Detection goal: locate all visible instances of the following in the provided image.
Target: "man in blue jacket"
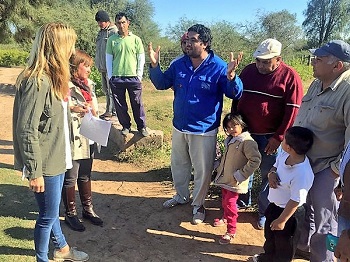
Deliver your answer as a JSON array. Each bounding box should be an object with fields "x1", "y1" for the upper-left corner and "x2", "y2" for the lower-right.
[{"x1": 148, "y1": 24, "x2": 243, "y2": 224}]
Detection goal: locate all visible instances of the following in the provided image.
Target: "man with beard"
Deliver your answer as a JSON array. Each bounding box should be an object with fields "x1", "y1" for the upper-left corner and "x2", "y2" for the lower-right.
[{"x1": 148, "y1": 24, "x2": 243, "y2": 224}]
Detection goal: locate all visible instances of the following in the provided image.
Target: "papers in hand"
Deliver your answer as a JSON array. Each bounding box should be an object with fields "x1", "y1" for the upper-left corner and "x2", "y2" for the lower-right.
[{"x1": 80, "y1": 110, "x2": 112, "y2": 147}]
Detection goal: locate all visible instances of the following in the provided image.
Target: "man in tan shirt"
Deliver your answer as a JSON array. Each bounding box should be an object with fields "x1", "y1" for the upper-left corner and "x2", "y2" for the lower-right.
[{"x1": 294, "y1": 40, "x2": 350, "y2": 262}]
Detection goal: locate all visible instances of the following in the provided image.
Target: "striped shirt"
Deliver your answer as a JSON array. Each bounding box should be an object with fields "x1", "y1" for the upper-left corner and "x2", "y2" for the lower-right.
[{"x1": 236, "y1": 62, "x2": 303, "y2": 142}]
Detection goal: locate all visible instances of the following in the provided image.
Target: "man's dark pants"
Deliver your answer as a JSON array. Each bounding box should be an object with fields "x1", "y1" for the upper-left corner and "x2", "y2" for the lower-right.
[{"x1": 110, "y1": 76, "x2": 146, "y2": 130}]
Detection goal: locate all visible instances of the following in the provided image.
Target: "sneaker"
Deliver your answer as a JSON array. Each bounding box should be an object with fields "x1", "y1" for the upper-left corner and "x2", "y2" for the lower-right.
[
  {"x1": 53, "y1": 247, "x2": 89, "y2": 262},
  {"x1": 121, "y1": 127, "x2": 130, "y2": 136},
  {"x1": 213, "y1": 218, "x2": 227, "y2": 227},
  {"x1": 193, "y1": 206, "x2": 205, "y2": 225},
  {"x1": 138, "y1": 127, "x2": 149, "y2": 137},
  {"x1": 257, "y1": 215, "x2": 266, "y2": 230},
  {"x1": 219, "y1": 232, "x2": 235, "y2": 245},
  {"x1": 252, "y1": 254, "x2": 260, "y2": 262},
  {"x1": 163, "y1": 198, "x2": 180, "y2": 208}
]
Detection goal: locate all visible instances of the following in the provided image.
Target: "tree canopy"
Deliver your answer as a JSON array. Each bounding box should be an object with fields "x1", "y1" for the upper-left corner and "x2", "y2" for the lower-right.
[
  {"x1": 3, "y1": 0, "x2": 350, "y2": 66},
  {"x1": 303, "y1": 0, "x2": 350, "y2": 47}
]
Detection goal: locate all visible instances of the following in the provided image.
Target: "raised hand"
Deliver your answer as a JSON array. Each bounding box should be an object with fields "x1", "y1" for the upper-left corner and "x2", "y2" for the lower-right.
[
  {"x1": 148, "y1": 42, "x2": 161, "y2": 68},
  {"x1": 227, "y1": 51, "x2": 243, "y2": 80}
]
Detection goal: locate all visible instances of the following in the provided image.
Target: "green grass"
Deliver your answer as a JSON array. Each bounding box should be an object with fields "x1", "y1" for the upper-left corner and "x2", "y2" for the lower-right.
[{"x1": 0, "y1": 165, "x2": 37, "y2": 261}]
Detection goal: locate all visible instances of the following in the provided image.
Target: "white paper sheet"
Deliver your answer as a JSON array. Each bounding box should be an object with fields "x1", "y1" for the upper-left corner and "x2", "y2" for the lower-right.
[{"x1": 79, "y1": 110, "x2": 112, "y2": 147}]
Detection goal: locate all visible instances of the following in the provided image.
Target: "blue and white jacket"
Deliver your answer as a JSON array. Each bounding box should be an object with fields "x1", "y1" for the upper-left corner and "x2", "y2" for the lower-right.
[{"x1": 149, "y1": 51, "x2": 243, "y2": 134}]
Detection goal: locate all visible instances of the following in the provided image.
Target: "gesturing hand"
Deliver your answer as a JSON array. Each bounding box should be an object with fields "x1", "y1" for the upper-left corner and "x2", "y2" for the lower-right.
[
  {"x1": 148, "y1": 42, "x2": 161, "y2": 68},
  {"x1": 227, "y1": 52, "x2": 243, "y2": 80}
]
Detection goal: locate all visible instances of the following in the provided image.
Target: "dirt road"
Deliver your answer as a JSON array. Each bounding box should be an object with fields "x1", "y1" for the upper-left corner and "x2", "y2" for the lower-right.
[{"x1": 0, "y1": 67, "x2": 307, "y2": 261}]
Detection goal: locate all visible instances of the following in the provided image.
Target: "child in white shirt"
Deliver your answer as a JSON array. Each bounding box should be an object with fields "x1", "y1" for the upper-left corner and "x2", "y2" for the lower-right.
[{"x1": 253, "y1": 126, "x2": 314, "y2": 262}]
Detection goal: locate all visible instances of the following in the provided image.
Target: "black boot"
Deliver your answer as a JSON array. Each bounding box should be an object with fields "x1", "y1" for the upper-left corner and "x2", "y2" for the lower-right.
[
  {"x1": 62, "y1": 186, "x2": 86, "y2": 232},
  {"x1": 78, "y1": 180, "x2": 103, "y2": 226}
]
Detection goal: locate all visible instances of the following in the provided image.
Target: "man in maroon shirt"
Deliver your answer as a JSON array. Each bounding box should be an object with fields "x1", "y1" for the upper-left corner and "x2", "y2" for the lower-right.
[{"x1": 231, "y1": 38, "x2": 303, "y2": 229}]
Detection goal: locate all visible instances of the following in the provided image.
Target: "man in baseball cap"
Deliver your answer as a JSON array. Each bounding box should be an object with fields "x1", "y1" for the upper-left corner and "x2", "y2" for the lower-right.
[
  {"x1": 311, "y1": 40, "x2": 350, "y2": 62},
  {"x1": 253, "y1": 38, "x2": 282, "y2": 59},
  {"x1": 294, "y1": 39, "x2": 350, "y2": 261}
]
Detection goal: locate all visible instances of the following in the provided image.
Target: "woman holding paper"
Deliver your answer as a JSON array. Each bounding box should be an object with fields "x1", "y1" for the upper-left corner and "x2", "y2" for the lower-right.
[{"x1": 62, "y1": 49, "x2": 103, "y2": 232}]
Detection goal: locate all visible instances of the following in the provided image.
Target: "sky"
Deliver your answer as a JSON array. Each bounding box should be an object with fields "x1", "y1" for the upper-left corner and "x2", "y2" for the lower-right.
[{"x1": 151, "y1": 0, "x2": 309, "y2": 34}]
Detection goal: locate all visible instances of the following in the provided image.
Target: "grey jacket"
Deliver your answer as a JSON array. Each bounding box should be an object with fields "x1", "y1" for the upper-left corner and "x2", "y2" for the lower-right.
[
  {"x1": 95, "y1": 23, "x2": 118, "y2": 72},
  {"x1": 13, "y1": 75, "x2": 68, "y2": 179},
  {"x1": 213, "y1": 132, "x2": 261, "y2": 193}
]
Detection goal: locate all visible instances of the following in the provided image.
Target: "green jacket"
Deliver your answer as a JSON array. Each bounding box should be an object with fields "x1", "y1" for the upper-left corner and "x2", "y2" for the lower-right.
[{"x1": 13, "y1": 75, "x2": 68, "y2": 179}]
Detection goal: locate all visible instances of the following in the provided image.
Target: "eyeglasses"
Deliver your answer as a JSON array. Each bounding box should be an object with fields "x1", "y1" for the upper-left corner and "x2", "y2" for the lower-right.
[
  {"x1": 311, "y1": 56, "x2": 339, "y2": 64},
  {"x1": 187, "y1": 38, "x2": 202, "y2": 44}
]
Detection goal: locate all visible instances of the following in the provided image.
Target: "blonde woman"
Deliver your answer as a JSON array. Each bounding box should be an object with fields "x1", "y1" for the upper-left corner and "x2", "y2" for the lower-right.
[
  {"x1": 13, "y1": 23, "x2": 89, "y2": 262},
  {"x1": 62, "y1": 49, "x2": 103, "y2": 232}
]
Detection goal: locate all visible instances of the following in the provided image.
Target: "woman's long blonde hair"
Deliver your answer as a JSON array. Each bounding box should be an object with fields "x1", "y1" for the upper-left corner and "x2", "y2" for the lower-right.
[{"x1": 16, "y1": 22, "x2": 77, "y2": 99}]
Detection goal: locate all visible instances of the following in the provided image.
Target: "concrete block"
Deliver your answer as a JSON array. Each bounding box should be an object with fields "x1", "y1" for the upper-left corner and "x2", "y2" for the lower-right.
[{"x1": 98, "y1": 104, "x2": 164, "y2": 157}]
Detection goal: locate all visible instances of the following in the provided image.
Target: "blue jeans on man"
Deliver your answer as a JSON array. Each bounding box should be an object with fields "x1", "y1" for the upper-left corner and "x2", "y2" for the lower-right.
[{"x1": 252, "y1": 134, "x2": 278, "y2": 229}]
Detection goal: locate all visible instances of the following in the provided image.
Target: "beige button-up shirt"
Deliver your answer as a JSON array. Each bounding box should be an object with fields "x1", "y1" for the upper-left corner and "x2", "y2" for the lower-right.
[{"x1": 294, "y1": 70, "x2": 350, "y2": 174}]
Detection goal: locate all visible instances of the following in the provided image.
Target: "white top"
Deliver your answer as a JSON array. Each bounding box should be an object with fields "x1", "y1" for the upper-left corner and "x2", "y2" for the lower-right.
[
  {"x1": 268, "y1": 150, "x2": 314, "y2": 208},
  {"x1": 62, "y1": 100, "x2": 73, "y2": 170}
]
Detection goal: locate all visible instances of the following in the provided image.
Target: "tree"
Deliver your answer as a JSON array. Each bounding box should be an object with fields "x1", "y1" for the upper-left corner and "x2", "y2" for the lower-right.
[
  {"x1": 303, "y1": 0, "x2": 350, "y2": 47},
  {"x1": 210, "y1": 21, "x2": 250, "y2": 68},
  {"x1": 123, "y1": 0, "x2": 160, "y2": 46},
  {"x1": 0, "y1": 0, "x2": 49, "y2": 44},
  {"x1": 241, "y1": 10, "x2": 303, "y2": 57},
  {"x1": 165, "y1": 16, "x2": 200, "y2": 42}
]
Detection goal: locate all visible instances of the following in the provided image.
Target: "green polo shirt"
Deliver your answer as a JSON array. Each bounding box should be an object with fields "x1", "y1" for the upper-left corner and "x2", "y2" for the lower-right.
[{"x1": 106, "y1": 32, "x2": 144, "y2": 77}]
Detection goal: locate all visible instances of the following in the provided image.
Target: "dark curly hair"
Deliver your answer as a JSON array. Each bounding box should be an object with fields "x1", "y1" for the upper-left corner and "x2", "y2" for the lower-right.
[{"x1": 187, "y1": 24, "x2": 212, "y2": 51}]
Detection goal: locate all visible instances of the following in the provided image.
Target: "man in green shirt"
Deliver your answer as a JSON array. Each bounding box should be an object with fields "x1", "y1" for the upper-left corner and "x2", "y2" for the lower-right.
[{"x1": 106, "y1": 12, "x2": 148, "y2": 136}]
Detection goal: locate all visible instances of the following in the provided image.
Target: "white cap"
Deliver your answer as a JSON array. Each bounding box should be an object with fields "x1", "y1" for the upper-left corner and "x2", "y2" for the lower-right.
[{"x1": 253, "y1": 38, "x2": 282, "y2": 59}]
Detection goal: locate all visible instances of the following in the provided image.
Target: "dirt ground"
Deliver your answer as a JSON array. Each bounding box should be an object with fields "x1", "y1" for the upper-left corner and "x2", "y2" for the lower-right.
[{"x1": 0, "y1": 67, "x2": 307, "y2": 262}]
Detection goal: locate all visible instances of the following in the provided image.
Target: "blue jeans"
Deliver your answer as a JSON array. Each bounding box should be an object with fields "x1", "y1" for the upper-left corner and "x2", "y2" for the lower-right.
[
  {"x1": 251, "y1": 134, "x2": 278, "y2": 217},
  {"x1": 34, "y1": 173, "x2": 68, "y2": 262},
  {"x1": 338, "y1": 215, "x2": 350, "y2": 236}
]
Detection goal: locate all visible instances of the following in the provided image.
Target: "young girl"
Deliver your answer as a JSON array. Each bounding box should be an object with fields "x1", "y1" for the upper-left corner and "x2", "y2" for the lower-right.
[{"x1": 213, "y1": 113, "x2": 261, "y2": 245}]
